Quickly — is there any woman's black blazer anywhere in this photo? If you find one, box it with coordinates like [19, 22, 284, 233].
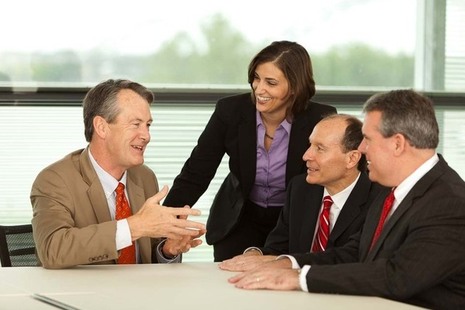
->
[163, 92, 336, 244]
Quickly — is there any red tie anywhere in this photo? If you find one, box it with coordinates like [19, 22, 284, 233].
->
[312, 196, 333, 252]
[370, 188, 396, 250]
[115, 182, 136, 264]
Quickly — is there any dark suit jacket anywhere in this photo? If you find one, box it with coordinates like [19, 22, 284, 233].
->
[292, 155, 465, 309]
[261, 172, 383, 255]
[163, 93, 336, 244]
[30, 148, 161, 269]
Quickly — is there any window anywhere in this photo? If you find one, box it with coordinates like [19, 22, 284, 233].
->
[1, 0, 463, 91]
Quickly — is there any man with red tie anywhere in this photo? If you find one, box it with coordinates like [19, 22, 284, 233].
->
[228, 89, 465, 309]
[219, 114, 383, 271]
[31, 79, 206, 269]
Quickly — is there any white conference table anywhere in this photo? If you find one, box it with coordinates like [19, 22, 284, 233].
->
[0, 263, 425, 310]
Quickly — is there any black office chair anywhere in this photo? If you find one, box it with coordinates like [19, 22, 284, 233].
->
[0, 224, 38, 267]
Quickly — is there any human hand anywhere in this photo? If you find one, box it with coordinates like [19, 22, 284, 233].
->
[228, 266, 301, 291]
[219, 251, 277, 272]
[128, 186, 206, 240]
[162, 206, 206, 257]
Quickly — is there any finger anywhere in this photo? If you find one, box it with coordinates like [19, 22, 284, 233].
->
[219, 263, 235, 271]
[166, 226, 206, 239]
[234, 273, 264, 289]
[218, 260, 233, 270]
[148, 185, 169, 204]
[178, 205, 190, 220]
[190, 239, 203, 248]
[194, 228, 207, 237]
[219, 259, 236, 268]
[228, 272, 246, 283]
[175, 219, 206, 231]
[164, 234, 183, 240]
[179, 235, 193, 247]
[170, 207, 201, 217]
[220, 262, 246, 272]
[166, 235, 190, 246]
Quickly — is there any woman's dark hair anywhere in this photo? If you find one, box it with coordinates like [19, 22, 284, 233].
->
[247, 41, 315, 118]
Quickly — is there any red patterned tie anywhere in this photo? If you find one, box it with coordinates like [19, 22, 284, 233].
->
[370, 188, 395, 250]
[115, 182, 136, 264]
[312, 195, 333, 252]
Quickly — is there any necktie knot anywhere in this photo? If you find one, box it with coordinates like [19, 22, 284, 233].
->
[116, 182, 125, 195]
[384, 190, 395, 208]
[323, 196, 333, 210]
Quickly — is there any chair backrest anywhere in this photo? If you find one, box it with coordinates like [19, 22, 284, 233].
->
[0, 224, 38, 267]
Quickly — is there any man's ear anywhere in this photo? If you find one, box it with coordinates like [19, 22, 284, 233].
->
[93, 116, 108, 139]
[393, 133, 407, 155]
[347, 150, 362, 169]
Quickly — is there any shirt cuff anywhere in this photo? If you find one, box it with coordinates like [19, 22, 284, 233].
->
[116, 219, 132, 250]
[155, 240, 182, 263]
[277, 254, 300, 269]
[299, 265, 311, 292]
[243, 247, 263, 255]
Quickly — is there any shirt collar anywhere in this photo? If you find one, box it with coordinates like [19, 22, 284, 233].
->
[256, 111, 292, 135]
[323, 172, 361, 211]
[88, 147, 128, 198]
[393, 153, 439, 204]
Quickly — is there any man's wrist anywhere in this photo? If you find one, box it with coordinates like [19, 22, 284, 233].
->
[277, 254, 300, 269]
[158, 239, 178, 259]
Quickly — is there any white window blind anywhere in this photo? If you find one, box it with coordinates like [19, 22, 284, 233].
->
[445, 0, 465, 90]
[1, 103, 465, 262]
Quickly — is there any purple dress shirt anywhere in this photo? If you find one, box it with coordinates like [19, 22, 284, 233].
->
[249, 111, 291, 208]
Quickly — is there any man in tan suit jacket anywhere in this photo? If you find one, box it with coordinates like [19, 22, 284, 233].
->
[31, 79, 206, 269]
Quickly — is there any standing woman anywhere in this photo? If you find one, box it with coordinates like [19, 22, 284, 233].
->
[164, 41, 336, 262]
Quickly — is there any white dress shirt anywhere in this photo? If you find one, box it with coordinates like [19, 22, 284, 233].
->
[88, 148, 179, 263]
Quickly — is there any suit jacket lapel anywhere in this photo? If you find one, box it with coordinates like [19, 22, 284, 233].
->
[299, 185, 324, 251]
[360, 188, 390, 260]
[365, 156, 446, 259]
[126, 172, 145, 215]
[329, 173, 370, 243]
[80, 148, 112, 223]
[238, 102, 257, 194]
[365, 191, 416, 260]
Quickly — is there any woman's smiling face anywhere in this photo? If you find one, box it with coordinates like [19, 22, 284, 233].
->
[252, 62, 291, 117]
